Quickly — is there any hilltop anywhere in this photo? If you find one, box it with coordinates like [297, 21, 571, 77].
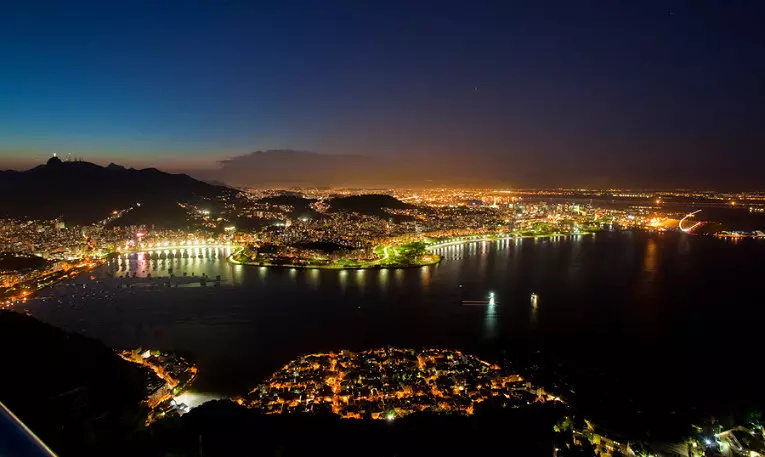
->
[258, 195, 318, 217]
[327, 194, 412, 217]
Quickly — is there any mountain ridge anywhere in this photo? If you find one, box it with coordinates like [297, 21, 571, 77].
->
[0, 158, 235, 225]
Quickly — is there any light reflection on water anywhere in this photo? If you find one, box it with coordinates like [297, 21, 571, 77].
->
[484, 296, 497, 340]
[378, 268, 389, 288]
[338, 269, 348, 292]
[24, 232, 765, 399]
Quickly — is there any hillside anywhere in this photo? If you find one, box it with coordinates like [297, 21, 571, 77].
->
[0, 311, 148, 456]
[258, 195, 317, 213]
[0, 157, 235, 225]
[327, 194, 413, 217]
[0, 253, 47, 271]
[136, 400, 561, 456]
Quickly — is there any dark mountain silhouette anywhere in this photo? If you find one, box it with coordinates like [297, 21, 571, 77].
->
[0, 311, 148, 456]
[328, 194, 412, 217]
[0, 158, 235, 225]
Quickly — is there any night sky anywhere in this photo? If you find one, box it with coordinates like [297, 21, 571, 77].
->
[1, 1, 764, 188]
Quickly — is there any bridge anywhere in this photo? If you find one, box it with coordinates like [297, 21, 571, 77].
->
[679, 210, 702, 233]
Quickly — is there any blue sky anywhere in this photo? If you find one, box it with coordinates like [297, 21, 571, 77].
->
[1, 0, 763, 187]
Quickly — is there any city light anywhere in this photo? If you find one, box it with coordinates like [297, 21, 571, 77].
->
[245, 348, 545, 420]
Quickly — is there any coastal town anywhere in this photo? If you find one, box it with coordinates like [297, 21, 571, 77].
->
[245, 347, 561, 419]
[116, 349, 198, 425]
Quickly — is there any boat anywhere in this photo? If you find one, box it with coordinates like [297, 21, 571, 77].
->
[530, 293, 538, 308]
[462, 292, 497, 306]
[462, 300, 492, 305]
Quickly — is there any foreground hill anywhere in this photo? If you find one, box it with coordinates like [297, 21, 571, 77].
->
[136, 400, 563, 457]
[0, 157, 235, 225]
[0, 311, 148, 456]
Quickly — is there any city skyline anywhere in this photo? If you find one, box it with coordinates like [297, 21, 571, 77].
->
[2, 1, 764, 188]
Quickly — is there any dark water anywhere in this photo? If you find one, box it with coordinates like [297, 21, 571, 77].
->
[25, 232, 765, 419]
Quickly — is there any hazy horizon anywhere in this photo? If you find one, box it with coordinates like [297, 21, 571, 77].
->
[2, 149, 763, 191]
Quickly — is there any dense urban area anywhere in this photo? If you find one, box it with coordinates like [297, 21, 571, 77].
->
[3, 185, 764, 306]
[2, 177, 765, 457]
[245, 347, 559, 418]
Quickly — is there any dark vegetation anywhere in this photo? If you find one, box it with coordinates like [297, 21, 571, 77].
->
[233, 196, 320, 229]
[327, 194, 412, 217]
[258, 195, 316, 213]
[0, 253, 47, 271]
[132, 400, 563, 457]
[106, 202, 191, 229]
[519, 330, 764, 444]
[0, 157, 234, 225]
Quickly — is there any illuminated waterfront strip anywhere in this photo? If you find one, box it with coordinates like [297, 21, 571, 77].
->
[426, 232, 589, 250]
[121, 244, 236, 253]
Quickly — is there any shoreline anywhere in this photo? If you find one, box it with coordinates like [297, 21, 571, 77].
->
[425, 231, 594, 249]
[225, 232, 594, 270]
[227, 246, 442, 270]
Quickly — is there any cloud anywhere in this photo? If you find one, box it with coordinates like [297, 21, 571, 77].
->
[210, 149, 545, 188]
[214, 150, 417, 187]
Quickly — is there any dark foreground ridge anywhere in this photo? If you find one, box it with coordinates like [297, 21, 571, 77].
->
[0, 311, 148, 456]
[144, 399, 563, 457]
[5, 312, 762, 457]
[0, 312, 566, 456]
